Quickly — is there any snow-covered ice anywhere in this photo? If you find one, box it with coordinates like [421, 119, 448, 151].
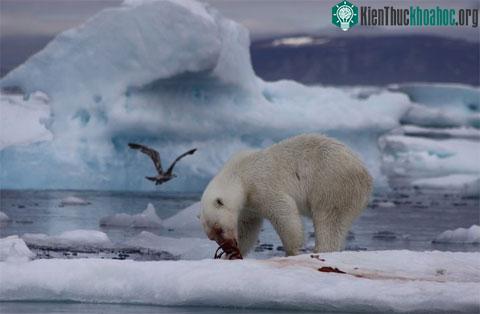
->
[22, 230, 113, 249]
[0, 250, 478, 312]
[433, 225, 480, 244]
[99, 203, 162, 228]
[59, 196, 91, 206]
[125, 231, 215, 260]
[0, 235, 34, 262]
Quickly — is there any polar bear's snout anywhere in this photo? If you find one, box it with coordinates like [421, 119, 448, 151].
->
[206, 225, 224, 241]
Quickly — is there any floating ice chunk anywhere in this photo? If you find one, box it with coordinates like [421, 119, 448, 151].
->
[0, 211, 11, 225]
[59, 196, 91, 206]
[413, 174, 479, 197]
[0, 91, 52, 150]
[162, 202, 203, 236]
[433, 225, 480, 244]
[0, 235, 34, 262]
[0, 251, 478, 312]
[22, 230, 113, 249]
[99, 203, 162, 228]
[272, 36, 314, 47]
[377, 201, 395, 208]
[125, 231, 215, 260]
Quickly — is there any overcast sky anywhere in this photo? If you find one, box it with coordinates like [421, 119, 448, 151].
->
[1, 0, 479, 40]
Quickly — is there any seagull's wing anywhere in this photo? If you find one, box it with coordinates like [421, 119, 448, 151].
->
[165, 148, 197, 175]
[128, 143, 163, 174]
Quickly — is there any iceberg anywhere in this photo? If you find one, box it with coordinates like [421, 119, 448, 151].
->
[433, 225, 480, 244]
[0, 0, 414, 191]
[99, 203, 163, 228]
[0, 250, 478, 312]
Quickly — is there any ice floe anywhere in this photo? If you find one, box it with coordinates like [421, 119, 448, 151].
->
[0, 235, 34, 262]
[0, 211, 11, 225]
[59, 196, 91, 206]
[0, 250, 478, 312]
[22, 230, 113, 249]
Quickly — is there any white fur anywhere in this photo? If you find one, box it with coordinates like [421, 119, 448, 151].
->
[200, 134, 373, 256]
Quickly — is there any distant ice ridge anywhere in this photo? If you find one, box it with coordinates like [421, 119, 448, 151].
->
[433, 225, 480, 244]
[0, 0, 478, 191]
[0, 251, 479, 312]
[100, 203, 162, 228]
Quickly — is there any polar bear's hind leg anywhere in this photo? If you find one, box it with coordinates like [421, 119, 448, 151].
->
[312, 208, 351, 252]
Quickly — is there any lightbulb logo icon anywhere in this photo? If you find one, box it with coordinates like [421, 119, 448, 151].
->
[332, 1, 358, 31]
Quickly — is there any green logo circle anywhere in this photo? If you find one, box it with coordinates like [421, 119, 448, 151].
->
[332, 1, 358, 31]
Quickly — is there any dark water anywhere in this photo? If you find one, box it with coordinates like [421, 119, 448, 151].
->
[1, 188, 478, 253]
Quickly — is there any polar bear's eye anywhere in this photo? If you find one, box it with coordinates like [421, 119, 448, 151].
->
[215, 198, 224, 207]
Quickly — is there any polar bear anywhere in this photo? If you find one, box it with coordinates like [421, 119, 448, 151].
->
[200, 134, 372, 257]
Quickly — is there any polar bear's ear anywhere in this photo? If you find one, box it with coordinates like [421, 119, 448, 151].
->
[215, 198, 224, 207]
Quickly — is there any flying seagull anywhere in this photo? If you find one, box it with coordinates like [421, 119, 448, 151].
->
[128, 143, 197, 185]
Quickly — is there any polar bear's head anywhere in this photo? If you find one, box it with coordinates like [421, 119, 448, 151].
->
[200, 175, 245, 243]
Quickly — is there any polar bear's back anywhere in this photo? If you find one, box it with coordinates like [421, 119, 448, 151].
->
[237, 134, 372, 216]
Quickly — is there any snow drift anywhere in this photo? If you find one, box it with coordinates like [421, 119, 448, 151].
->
[0, 0, 478, 191]
[0, 249, 478, 312]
